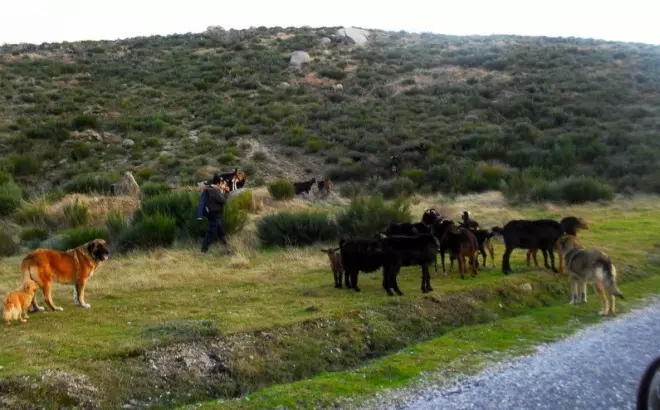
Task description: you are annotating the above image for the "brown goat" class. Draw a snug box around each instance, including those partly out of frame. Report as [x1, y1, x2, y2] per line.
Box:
[321, 247, 346, 288]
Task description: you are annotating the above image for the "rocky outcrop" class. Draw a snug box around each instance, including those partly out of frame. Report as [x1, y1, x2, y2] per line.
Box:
[336, 27, 370, 46]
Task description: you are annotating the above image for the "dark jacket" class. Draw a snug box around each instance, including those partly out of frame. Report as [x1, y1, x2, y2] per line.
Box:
[204, 185, 228, 216]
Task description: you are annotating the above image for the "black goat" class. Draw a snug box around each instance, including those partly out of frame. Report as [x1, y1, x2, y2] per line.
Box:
[339, 236, 385, 292]
[378, 232, 440, 295]
[491, 219, 564, 274]
[422, 208, 442, 226]
[294, 178, 317, 195]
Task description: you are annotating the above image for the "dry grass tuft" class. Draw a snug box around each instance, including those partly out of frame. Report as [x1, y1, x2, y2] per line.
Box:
[47, 194, 139, 225]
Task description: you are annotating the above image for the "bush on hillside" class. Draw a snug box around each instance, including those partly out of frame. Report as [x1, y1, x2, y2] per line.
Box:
[231, 190, 256, 213]
[376, 177, 416, 199]
[106, 210, 130, 242]
[15, 200, 51, 226]
[64, 173, 120, 194]
[336, 196, 412, 237]
[222, 196, 249, 235]
[0, 228, 20, 257]
[20, 227, 49, 243]
[0, 172, 12, 185]
[71, 114, 100, 131]
[257, 211, 339, 247]
[141, 182, 171, 198]
[117, 213, 176, 252]
[529, 176, 615, 204]
[60, 227, 109, 251]
[62, 198, 91, 228]
[0, 182, 23, 217]
[268, 179, 295, 200]
[137, 189, 247, 240]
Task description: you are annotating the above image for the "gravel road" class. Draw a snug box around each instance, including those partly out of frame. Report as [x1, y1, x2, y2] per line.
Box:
[360, 298, 660, 410]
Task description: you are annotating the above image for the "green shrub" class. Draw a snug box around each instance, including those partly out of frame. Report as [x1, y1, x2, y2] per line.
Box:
[141, 182, 171, 198]
[402, 169, 425, 187]
[257, 211, 339, 247]
[268, 179, 295, 200]
[0, 228, 20, 257]
[106, 210, 130, 241]
[71, 114, 100, 131]
[24, 121, 70, 141]
[231, 190, 255, 213]
[64, 173, 120, 194]
[0, 172, 12, 185]
[9, 153, 39, 176]
[62, 198, 91, 228]
[139, 191, 196, 229]
[529, 176, 615, 204]
[20, 227, 49, 243]
[0, 182, 23, 217]
[251, 151, 267, 161]
[339, 182, 362, 198]
[336, 196, 412, 237]
[376, 177, 416, 199]
[61, 227, 109, 251]
[222, 195, 249, 235]
[117, 213, 176, 252]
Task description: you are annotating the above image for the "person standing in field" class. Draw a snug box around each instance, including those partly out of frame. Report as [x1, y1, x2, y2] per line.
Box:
[200, 173, 230, 253]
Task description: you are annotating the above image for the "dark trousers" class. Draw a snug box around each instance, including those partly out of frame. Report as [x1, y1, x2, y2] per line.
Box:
[201, 214, 227, 252]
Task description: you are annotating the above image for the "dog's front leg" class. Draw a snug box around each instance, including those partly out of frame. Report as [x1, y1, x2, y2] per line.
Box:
[75, 280, 91, 308]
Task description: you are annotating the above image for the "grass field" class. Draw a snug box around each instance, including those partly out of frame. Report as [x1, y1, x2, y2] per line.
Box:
[1, 192, 659, 408]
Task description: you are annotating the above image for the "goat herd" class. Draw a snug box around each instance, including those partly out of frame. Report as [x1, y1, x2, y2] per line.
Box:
[322, 209, 589, 296]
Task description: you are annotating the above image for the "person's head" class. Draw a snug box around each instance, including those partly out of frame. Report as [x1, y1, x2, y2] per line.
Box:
[212, 173, 223, 185]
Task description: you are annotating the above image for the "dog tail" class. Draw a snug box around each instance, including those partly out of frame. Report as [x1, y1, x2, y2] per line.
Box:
[596, 257, 624, 300]
[21, 257, 38, 284]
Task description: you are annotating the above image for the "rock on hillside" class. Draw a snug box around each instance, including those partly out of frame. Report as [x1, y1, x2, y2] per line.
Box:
[290, 50, 311, 67]
[336, 27, 370, 45]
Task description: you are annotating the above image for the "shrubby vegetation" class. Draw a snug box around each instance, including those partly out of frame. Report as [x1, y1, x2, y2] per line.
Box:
[0, 27, 658, 199]
[268, 179, 295, 200]
[256, 195, 413, 248]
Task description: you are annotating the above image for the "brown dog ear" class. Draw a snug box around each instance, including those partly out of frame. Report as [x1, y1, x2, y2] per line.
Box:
[87, 242, 96, 254]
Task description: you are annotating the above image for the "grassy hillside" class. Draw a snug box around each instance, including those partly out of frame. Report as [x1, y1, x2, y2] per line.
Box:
[0, 193, 659, 408]
[1, 26, 660, 198]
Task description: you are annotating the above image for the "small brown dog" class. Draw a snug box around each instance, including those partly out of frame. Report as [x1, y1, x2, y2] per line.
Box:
[3, 279, 40, 325]
[321, 247, 346, 288]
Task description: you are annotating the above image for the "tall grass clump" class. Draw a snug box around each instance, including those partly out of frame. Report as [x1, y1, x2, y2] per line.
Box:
[117, 213, 176, 252]
[257, 211, 339, 247]
[64, 173, 120, 194]
[60, 227, 109, 251]
[336, 196, 412, 237]
[529, 176, 615, 204]
[15, 199, 50, 226]
[62, 198, 91, 228]
[268, 179, 295, 200]
[0, 181, 23, 217]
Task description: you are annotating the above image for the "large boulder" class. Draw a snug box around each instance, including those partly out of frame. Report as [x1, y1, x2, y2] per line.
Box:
[290, 51, 311, 68]
[336, 27, 370, 46]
